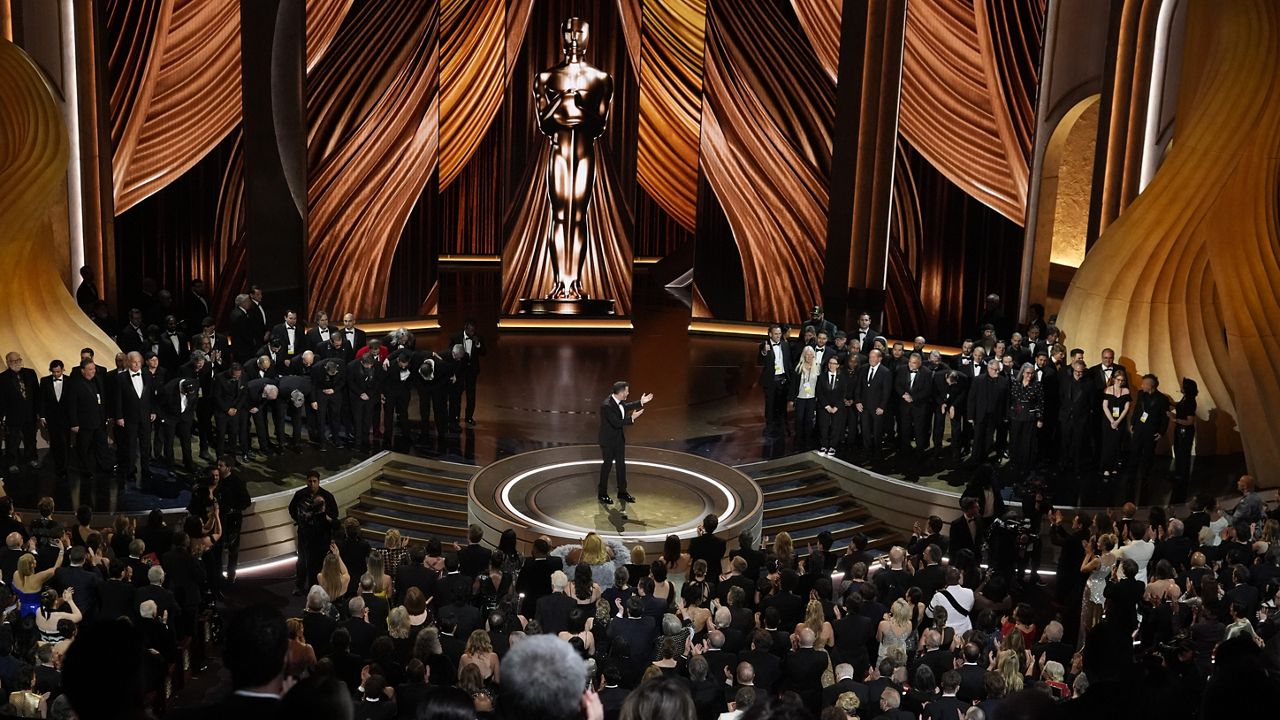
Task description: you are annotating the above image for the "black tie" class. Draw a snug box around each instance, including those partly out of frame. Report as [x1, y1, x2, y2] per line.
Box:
[131, 372, 140, 378]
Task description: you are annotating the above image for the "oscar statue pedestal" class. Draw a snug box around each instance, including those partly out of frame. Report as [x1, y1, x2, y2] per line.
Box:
[517, 298, 616, 316]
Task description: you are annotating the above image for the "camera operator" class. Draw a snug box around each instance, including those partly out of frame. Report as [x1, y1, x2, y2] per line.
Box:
[289, 471, 338, 596]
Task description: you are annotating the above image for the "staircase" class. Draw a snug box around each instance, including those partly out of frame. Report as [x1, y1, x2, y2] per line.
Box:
[744, 458, 899, 551]
[348, 457, 478, 545]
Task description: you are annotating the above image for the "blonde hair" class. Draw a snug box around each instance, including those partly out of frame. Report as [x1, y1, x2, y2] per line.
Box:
[1099, 533, 1118, 552]
[630, 544, 646, 564]
[465, 629, 493, 656]
[15, 554, 36, 581]
[773, 532, 793, 560]
[803, 599, 825, 635]
[367, 551, 387, 592]
[384, 528, 402, 549]
[388, 606, 411, 639]
[319, 553, 345, 601]
[795, 345, 817, 375]
[836, 691, 860, 714]
[581, 532, 608, 565]
[997, 650, 1023, 693]
[890, 598, 912, 626]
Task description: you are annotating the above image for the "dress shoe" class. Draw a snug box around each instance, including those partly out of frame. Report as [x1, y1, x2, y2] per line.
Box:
[619, 492, 637, 503]
[598, 494, 614, 505]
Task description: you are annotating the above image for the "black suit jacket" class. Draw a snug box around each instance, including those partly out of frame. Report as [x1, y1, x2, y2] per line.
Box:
[65, 374, 109, 431]
[688, 534, 727, 573]
[599, 396, 641, 448]
[37, 374, 71, 428]
[271, 322, 306, 359]
[0, 367, 39, 426]
[852, 327, 880, 356]
[894, 366, 934, 407]
[457, 543, 491, 578]
[598, 685, 630, 720]
[112, 370, 155, 424]
[956, 663, 986, 703]
[948, 515, 986, 558]
[966, 372, 1009, 422]
[449, 332, 486, 372]
[815, 369, 849, 409]
[229, 307, 258, 360]
[535, 592, 575, 635]
[854, 363, 892, 411]
[757, 340, 796, 389]
[781, 647, 828, 711]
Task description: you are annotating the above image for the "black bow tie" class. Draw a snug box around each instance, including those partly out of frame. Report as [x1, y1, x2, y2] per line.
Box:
[131, 372, 140, 377]
[52, 378, 61, 382]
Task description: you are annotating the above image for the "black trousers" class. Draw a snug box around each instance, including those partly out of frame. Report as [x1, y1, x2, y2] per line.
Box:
[1170, 426, 1195, 502]
[461, 369, 478, 421]
[351, 396, 376, 448]
[762, 379, 788, 430]
[899, 405, 931, 452]
[73, 426, 110, 507]
[816, 407, 847, 450]
[793, 397, 816, 447]
[215, 411, 246, 456]
[971, 416, 997, 464]
[223, 512, 243, 582]
[382, 396, 411, 448]
[446, 386, 464, 426]
[118, 419, 153, 483]
[1059, 417, 1088, 472]
[47, 424, 71, 487]
[195, 399, 216, 454]
[859, 408, 884, 451]
[4, 422, 37, 464]
[598, 442, 627, 496]
[161, 417, 194, 469]
[316, 392, 343, 442]
[417, 387, 447, 436]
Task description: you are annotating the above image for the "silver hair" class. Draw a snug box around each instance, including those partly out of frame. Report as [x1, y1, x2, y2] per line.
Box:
[661, 613, 682, 637]
[189, 351, 208, 363]
[139, 600, 157, 619]
[261, 384, 279, 400]
[148, 565, 165, 584]
[1019, 362, 1036, 377]
[498, 635, 588, 720]
[452, 343, 464, 355]
[1168, 518, 1184, 537]
[306, 584, 330, 612]
[986, 358, 1002, 370]
[551, 570, 567, 590]
[235, 293, 250, 306]
[348, 595, 366, 617]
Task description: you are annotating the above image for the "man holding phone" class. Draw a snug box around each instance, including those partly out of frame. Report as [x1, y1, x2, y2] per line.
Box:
[598, 381, 653, 505]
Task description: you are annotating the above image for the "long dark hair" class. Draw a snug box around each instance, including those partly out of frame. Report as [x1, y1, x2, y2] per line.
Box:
[620, 677, 697, 720]
[664, 535, 682, 568]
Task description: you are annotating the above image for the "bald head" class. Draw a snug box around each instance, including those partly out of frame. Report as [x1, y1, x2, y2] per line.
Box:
[5, 533, 20, 549]
[798, 627, 816, 648]
[736, 662, 755, 684]
[708, 630, 725, 650]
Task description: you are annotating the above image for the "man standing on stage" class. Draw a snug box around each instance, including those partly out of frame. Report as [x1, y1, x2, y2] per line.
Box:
[598, 381, 653, 505]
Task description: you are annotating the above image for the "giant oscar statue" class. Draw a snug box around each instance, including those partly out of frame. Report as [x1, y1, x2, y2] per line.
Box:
[535, 18, 613, 301]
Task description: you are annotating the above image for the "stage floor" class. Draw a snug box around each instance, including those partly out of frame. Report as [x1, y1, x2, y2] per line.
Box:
[468, 445, 762, 550]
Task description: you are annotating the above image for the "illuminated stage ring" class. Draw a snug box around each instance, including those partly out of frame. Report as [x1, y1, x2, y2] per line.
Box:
[468, 445, 764, 553]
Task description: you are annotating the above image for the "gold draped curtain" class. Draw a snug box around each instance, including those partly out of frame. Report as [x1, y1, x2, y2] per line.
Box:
[0, 40, 117, 366]
[1057, 0, 1280, 483]
[105, 0, 242, 214]
[898, 0, 1044, 224]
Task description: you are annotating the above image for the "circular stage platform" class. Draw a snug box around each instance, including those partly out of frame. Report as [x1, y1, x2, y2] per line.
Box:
[468, 446, 763, 553]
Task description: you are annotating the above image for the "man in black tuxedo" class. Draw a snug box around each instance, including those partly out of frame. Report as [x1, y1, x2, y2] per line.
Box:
[515, 536, 563, 616]
[535, 570, 575, 635]
[179, 351, 217, 461]
[116, 308, 147, 354]
[228, 294, 257, 361]
[851, 311, 878, 356]
[183, 278, 211, 333]
[1, 351, 40, 471]
[815, 355, 849, 456]
[270, 310, 303, 366]
[158, 378, 198, 473]
[457, 524, 491, 577]
[157, 315, 188, 372]
[688, 513, 727, 573]
[38, 361, 73, 495]
[449, 319, 485, 426]
[339, 312, 368, 352]
[346, 354, 382, 451]
[311, 359, 346, 448]
[1058, 360, 1092, 474]
[854, 349, 892, 458]
[1129, 373, 1170, 495]
[948, 498, 985, 559]
[214, 363, 249, 460]
[756, 324, 793, 437]
[113, 352, 156, 489]
[894, 352, 933, 472]
[597, 380, 653, 505]
[66, 361, 111, 508]
[305, 310, 334, 350]
[381, 351, 415, 449]
[965, 359, 1009, 466]
[413, 350, 449, 439]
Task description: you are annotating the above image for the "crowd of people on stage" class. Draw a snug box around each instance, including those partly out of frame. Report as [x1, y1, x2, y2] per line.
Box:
[756, 298, 1199, 499]
[0, 270, 485, 509]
